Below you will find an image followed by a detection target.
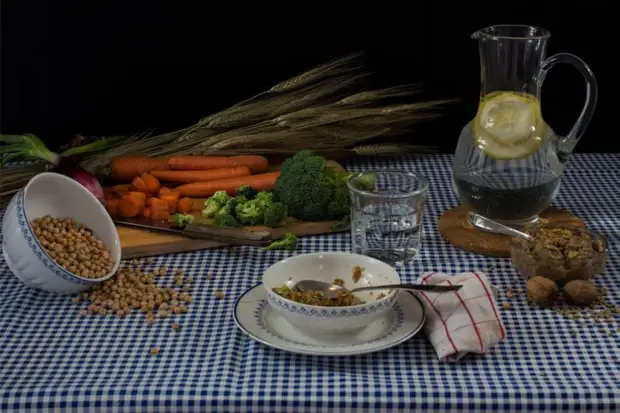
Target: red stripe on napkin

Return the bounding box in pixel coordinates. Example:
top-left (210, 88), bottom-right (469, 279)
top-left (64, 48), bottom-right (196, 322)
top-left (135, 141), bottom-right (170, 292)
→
top-left (419, 272), bottom-right (458, 354)
top-left (474, 272), bottom-right (505, 339)
top-left (446, 279), bottom-right (483, 352)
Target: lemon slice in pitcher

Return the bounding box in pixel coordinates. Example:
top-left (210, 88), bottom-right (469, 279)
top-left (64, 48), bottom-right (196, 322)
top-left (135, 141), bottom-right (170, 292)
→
top-left (473, 92), bottom-right (545, 159)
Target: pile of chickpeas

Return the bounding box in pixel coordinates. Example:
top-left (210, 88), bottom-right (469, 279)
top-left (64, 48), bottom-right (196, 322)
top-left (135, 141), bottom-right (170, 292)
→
top-left (73, 262), bottom-right (194, 323)
top-left (30, 216), bottom-right (115, 279)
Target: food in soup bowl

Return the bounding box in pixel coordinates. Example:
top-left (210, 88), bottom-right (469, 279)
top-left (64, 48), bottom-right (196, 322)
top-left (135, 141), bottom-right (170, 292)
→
top-left (262, 252), bottom-right (400, 333)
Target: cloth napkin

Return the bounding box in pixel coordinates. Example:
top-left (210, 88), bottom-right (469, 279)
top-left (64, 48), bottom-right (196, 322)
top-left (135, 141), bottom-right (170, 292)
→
top-left (415, 271), bottom-right (506, 362)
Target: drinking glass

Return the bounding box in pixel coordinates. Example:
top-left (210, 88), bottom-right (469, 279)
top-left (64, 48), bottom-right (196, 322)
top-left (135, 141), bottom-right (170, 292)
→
top-left (347, 171), bottom-right (429, 266)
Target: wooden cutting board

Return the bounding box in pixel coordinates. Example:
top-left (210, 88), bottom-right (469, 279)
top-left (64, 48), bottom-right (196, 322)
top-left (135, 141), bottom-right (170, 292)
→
top-left (117, 160), bottom-right (347, 259)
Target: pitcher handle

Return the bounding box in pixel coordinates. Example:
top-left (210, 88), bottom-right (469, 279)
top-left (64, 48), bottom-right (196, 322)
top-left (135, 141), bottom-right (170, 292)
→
top-left (537, 53), bottom-right (598, 161)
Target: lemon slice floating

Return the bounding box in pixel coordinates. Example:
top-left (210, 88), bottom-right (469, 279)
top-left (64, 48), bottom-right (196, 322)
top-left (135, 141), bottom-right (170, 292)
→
top-left (473, 92), bottom-right (546, 160)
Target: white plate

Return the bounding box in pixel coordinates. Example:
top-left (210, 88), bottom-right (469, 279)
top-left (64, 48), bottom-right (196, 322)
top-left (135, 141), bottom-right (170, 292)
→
top-left (234, 284), bottom-right (426, 356)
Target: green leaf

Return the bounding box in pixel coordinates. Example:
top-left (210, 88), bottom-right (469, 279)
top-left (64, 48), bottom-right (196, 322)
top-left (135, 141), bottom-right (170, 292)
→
top-left (0, 143), bottom-right (29, 154)
top-left (0, 134), bottom-right (28, 144)
top-left (60, 136), bottom-right (125, 157)
top-left (0, 133), bottom-right (58, 164)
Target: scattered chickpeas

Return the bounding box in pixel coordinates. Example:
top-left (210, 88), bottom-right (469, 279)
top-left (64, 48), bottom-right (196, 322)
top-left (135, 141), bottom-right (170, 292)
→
top-left (171, 322), bottom-right (180, 330)
top-left (30, 216), bottom-right (115, 279)
top-left (75, 265), bottom-right (192, 319)
top-left (503, 302), bottom-right (511, 310)
top-left (150, 347), bottom-right (160, 355)
top-left (214, 291), bottom-right (225, 299)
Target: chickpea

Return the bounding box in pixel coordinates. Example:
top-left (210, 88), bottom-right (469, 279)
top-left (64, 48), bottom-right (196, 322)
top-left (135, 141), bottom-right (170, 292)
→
top-left (30, 216), bottom-right (116, 280)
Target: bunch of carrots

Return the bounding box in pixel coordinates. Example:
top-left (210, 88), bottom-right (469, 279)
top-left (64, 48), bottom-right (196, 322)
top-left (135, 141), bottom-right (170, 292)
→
top-left (104, 154), bottom-right (280, 222)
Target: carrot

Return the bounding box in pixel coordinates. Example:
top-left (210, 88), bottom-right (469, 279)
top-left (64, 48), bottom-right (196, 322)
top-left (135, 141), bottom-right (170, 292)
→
top-left (167, 155), bottom-right (269, 173)
top-left (168, 156), bottom-right (235, 171)
top-left (148, 198), bottom-right (170, 221)
top-left (151, 208), bottom-right (170, 222)
top-left (132, 176), bottom-right (147, 192)
top-left (111, 156), bottom-right (170, 181)
top-left (228, 155), bottom-right (269, 173)
top-left (140, 173), bottom-right (161, 193)
top-left (142, 207), bottom-right (152, 219)
top-left (159, 186), bottom-right (174, 196)
top-left (126, 191), bottom-right (147, 204)
top-left (105, 199), bottom-right (120, 216)
top-left (119, 195), bottom-right (144, 218)
top-left (160, 192), bottom-right (181, 214)
top-left (175, 171), bottom-right (281, 197)
top-left (149, 165), bottom-right (251, 184)
top-left (176, 197), bottom-right (194, 214)
top-left (146, 197), bottom-right (167, 208)
top-left (111, 184), bottom-right (134, 196)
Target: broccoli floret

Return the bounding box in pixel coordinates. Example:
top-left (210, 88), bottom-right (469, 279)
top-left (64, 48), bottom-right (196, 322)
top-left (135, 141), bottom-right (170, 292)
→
top-left (224, 196), bottom-right (243, 218)
top-left (235, 199), bottom-right (264, 226)
top-left (213, 212), bottom-right (241, 228)
top-left (254, 191), bottom-right (274, 209)
top-left (234, 195), bottom-right (248, 205)
top-left (263, 202), bottom-right (288, 228)
top-left (170, 213), bottom-right (195, 227)
top-left (236, 185), bottom-right (258, 200)
top-left (264, 232), bottom-right (297, 251)
top-left (352, 172), bottom-right (376, 191)
top-left (274, 150), bottom-right (354, 221)
top-left (326, 185), bottom-right (350, 220)
top-left (202, 198), bottom-right (222, 218)
top-left (211, 190), bottom-right (230, 205)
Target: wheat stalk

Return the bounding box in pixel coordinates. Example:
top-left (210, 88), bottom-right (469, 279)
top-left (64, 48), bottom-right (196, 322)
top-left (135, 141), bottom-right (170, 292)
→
top-left (1, 52), bottom-right (457, 206)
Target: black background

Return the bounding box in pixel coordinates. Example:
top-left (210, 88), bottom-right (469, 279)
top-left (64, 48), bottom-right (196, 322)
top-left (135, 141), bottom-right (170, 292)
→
top-left (1, 1), bottom-right (616, 153)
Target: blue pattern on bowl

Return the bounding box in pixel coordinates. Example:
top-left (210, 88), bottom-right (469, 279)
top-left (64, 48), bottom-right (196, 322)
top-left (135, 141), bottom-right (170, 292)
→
top-left (255, 299), bottom-right (406, 348)
top-left (15, 190), bottom-right (95, 285)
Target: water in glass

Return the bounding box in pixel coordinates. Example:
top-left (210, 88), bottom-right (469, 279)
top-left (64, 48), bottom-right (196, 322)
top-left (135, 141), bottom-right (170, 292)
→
top-left (348, 171), bottom-right (428, 266)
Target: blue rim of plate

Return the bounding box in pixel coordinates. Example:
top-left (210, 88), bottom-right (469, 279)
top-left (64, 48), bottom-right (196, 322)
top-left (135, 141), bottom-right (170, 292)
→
top-left (233, 283), bottom-right (426, 356)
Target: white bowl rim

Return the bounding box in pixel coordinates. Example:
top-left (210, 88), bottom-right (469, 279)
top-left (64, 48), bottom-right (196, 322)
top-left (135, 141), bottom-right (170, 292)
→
top-left (18, 172), bottom-right (121, 283)
top-left (262, 251), bottom-right (400, 310)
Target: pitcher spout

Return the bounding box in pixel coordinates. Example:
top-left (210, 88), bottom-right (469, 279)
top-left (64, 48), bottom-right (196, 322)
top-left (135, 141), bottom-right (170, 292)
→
top-left (474, 25), bottom-right (551, 99)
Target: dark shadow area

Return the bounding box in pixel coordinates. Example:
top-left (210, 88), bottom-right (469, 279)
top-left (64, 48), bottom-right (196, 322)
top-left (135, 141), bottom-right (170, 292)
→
top-left (1, 1), bottom-right (615, 153)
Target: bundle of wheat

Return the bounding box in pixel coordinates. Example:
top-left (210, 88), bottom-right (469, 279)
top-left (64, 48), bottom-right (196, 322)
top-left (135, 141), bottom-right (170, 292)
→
top-left (0, 53), bottom-right (455, 207)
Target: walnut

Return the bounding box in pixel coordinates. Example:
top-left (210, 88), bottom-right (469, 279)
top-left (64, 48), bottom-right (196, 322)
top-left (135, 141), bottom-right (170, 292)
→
top-left (526, 276), bottom-right (558, 306)
top-left (562, 280), bottom-right (602, 306)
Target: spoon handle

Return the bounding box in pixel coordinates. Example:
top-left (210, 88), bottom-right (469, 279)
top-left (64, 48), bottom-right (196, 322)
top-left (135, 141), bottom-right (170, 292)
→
top-left (467, 212), bottom-right (532, 240)
top-left (351, 283), bottom-right (462, 294)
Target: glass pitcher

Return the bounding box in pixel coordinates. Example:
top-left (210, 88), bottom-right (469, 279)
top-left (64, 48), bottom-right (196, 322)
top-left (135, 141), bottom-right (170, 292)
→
top-left (452, 25), bottom-right (598, 227)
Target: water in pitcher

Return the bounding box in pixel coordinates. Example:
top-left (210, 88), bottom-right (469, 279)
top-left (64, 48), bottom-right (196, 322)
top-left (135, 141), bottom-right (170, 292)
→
top-left (452, 25), bottom-right (598, 227)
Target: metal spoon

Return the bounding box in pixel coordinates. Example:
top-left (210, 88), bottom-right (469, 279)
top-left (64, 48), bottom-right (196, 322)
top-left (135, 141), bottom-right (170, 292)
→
top-left (292, 279), bottom-right (462, 298)
top-left (467, 212), bottom-right (533, 240)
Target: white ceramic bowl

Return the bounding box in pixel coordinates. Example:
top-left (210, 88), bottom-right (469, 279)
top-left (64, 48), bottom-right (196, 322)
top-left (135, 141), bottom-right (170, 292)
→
top-left (2, 172), bottom-right (121, 294)
top-left (263, 252), bottom-right (400, 333)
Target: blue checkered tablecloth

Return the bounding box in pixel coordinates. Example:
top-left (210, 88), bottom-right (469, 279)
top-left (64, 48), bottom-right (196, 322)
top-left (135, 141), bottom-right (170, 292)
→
top-left (0, 154), bottom-right (618, 413)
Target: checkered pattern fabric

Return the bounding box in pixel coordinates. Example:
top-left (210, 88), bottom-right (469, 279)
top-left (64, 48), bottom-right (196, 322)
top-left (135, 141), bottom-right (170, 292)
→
top-left (0, 154), bottom-right (618, 412)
